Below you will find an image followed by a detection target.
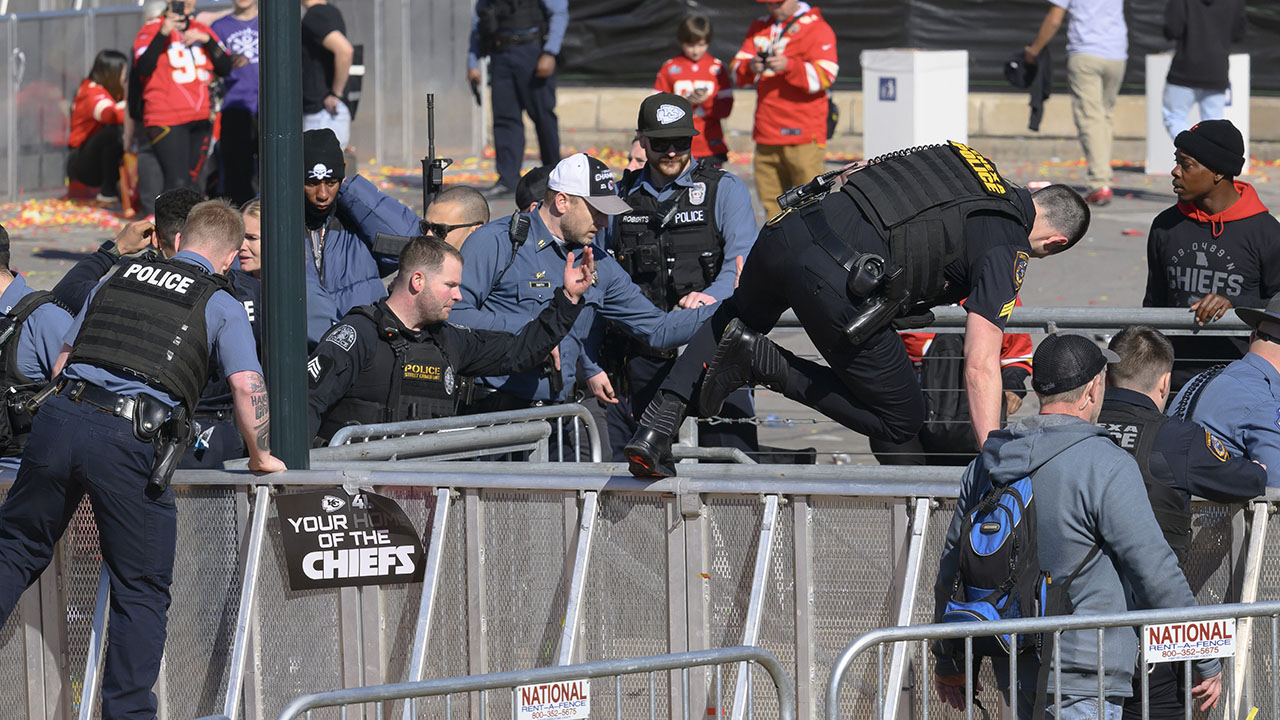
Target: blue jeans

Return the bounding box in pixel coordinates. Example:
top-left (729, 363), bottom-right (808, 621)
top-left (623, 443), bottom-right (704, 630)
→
top-left (1162, 83), bottom-right (1227, 140)
top-left (1054, 696), bottom-right (1126, 719)
top-left (0, 393), bottom-right (172, 720)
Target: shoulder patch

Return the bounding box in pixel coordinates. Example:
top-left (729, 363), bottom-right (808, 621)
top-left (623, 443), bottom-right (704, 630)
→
top-left (1013, 251), bottom-right (1029, 292)
top-left (307, 354), bottom-right (330, 387)
top-left (325, 324), bottom-right (358, 352)
top-left (1206, 430), bottom-right (1231, 462)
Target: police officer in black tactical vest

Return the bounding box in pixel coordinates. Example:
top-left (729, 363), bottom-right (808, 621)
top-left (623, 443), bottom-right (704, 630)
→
top-left (624, 143), bottom-right (1092, 478)
top-left (306, 234), bottom-right (594, 444)
top-left (1095, 326), bottom-right (1264, 720)
top-left (0, 200), bottom-right (284, 720)
top-left (601, 92), bottom-right (758, 459)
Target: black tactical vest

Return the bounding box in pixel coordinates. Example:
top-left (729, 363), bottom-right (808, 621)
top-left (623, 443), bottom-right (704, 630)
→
top-left (1097, 401), bottom-right (1193, 565)
top-left (614, 162), bottom-right (726, 310)
top-left (0, 291), bottom-right (61, 457)
top-left (68, 258), bottom-right (229, 412)
top-left (195, 270), bottom-right (261, 415)
top-left (480, 0), bottom-right (546, 38)
top-left (318, 304), bottom-right (458, 442)
top-left (840, 142), bottom-right (1032, 307)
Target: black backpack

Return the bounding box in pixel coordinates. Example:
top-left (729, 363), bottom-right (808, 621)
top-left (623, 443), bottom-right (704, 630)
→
top-left (918, 333), bottom-right (1007, 457)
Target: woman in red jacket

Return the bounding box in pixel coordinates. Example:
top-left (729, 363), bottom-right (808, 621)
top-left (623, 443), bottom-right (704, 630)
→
top-left (68, 49), bottom-right (128, 202)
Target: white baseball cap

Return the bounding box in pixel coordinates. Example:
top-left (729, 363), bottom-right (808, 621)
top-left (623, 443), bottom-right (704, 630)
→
top-left (547, 153), bottom-right (632, 215)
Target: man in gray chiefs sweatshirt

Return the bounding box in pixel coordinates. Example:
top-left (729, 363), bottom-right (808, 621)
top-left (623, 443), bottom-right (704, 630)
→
top-left (933, 333), bottom-right (1221, 718)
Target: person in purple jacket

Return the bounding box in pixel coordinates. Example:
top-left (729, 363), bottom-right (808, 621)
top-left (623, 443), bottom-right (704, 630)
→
top-left (211, 0), bottom-right (259, 205)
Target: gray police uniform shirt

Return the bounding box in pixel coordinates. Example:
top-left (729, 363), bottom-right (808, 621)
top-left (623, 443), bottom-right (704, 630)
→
top-left (1173, 351), bottom-right (1280, 487)
top-left (0, 274), bottom-right (72, 381)
top-left (62, 251), bottom-right (262, 407)
top-left (451, 211), bottom-right (717, 402)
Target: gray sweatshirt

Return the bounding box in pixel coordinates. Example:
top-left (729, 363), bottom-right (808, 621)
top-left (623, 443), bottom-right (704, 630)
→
top-left (934, 414), bottom-right (1221, 697)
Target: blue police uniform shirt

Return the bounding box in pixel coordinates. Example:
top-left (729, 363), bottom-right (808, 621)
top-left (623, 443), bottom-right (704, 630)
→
top-left (450, 209), bottom-right (717, 402)
top-left (62, 251), bottom-right (262, 407)
top-left (0, 274), bottom-right (72, 381)
top-left (597, 161), bottom-right (757, 303)
top-left (467, 0), bottom-right (569, 70)
top-left (1172, 351), bottom-right (1280, 487)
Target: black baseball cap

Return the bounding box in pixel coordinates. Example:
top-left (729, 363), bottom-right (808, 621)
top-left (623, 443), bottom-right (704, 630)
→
top-left (547, 153), bottom-right (632, 215)
top-left (1031, 333), bottom-right (1120, 395)
top-left (516, 165), bottom-right (552, 211)
top-left (637, 92), bottom-right (700, 139)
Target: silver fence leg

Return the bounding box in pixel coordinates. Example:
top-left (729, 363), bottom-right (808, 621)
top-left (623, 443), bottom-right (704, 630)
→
top-left (885, 498), bottom-right (931, 720)
top-left (677, 416), bottom-right (698, 463)
top-left (222, 486), bottom-right (272, 720)
top-left (404, 488), bottom-right (453, 718)
top-left (573, 418), bottom-right (581, 462)
top-left (1233, 501), bottom-right (1270, 716)
top-left (78, 565), bottom-right (110, 720)
top-left (730, 495), bottom-right (780, 720)
top-left (556, 491), bottom-right (598, 664)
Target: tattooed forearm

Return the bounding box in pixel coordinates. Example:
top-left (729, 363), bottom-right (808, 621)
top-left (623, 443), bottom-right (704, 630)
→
top-left (233, 371), bottom-right (272, 457)
top-left (255, 422), bottom-right (270, 452)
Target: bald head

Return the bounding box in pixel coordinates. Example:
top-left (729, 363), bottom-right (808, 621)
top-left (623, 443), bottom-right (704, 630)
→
top-left (424, 186), bottom-right (490, 250)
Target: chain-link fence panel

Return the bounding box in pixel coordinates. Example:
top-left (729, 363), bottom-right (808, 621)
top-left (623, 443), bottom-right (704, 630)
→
top-left (60, 494), bottom-right (100, 717)
top-left (580, 492), bottom-right (670, 720)
top-left (163, 486), bottom-right (243, 719)
top-left (0, 481), bottom-right (30, 720)
top-left (254, 487), bottom-right (345, 720)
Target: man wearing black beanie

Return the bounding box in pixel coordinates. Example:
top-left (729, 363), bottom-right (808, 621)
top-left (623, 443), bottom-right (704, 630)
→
top-left (1143, 119), bottom-right (1280, 387)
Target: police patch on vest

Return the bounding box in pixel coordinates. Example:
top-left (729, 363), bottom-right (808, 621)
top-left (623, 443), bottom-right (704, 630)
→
top-left (949, 141), bottom-right (1007, 195)
top-left (1013, 251), bottom-right (1029, 292)
top-left (689, 182), bottom-right (706, 206)
top-left (404, 363), bottom-right (446, 382)
top-left (1206, 430), bottom-right (1231, 462)
top-left (444, 366), bottom-right (455, 395)
top-left (326, 324), bottom-right (358, 352)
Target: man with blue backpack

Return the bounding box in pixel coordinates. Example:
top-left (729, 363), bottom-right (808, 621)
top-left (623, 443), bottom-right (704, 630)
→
top-left (933, 333), bottom-right (1222, 718)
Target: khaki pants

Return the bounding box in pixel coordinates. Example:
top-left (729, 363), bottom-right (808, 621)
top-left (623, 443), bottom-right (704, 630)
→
top-left (1066, 53), bottom-right (1126, 190)
top-left (754, 141), bottom-right (826, 219)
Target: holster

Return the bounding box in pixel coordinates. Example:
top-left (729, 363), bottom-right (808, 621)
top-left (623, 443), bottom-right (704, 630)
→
top-left (145, 402), bottom-right (192, 496)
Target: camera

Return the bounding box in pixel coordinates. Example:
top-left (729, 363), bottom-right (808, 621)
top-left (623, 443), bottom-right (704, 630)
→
top-left (757, 46), bottom-right (774, 62)
top-left (169, 1), bottom-right (186, 15)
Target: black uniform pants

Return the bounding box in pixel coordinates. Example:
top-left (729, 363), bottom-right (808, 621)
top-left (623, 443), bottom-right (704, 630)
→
top-left (68, 125), bottom-right (124, 196)
top-left (218, 108), bottom-right (259, 206)
top-left (146, 119), bottom-right (212, 194)
top-left (657, 215), bottom-right (925, 443)
top-left (607, 353), bottom-right (758, 461)
top-left (490, 40), bottom-right (560, 191)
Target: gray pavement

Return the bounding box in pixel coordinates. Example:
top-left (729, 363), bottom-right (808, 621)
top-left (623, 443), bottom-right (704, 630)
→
top-left (8, 151), bottom-right (1277, 464)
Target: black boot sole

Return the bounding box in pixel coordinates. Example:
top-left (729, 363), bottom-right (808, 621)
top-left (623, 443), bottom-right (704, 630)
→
top-left (623, 434), bottom-right (676, 479)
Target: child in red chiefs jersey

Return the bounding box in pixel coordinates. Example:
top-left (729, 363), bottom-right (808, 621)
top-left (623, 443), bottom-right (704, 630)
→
top-left (68, 50), bottom-right (129, 203)
top-left (653, 15), bottom-right (733, 165)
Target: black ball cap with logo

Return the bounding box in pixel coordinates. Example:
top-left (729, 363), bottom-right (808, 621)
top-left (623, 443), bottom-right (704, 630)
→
top-left (637, 92), bottom-right (700, 139)
top-left (547, 153), bottom-right (632, 215)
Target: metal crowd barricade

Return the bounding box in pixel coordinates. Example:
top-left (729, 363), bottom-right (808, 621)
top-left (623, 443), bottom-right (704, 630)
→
top-left (825, 600), bottom-right (1280, 720)
top-left (774, 306), bottom-right (1252, 335)
top-left (253, 646), bottom-right (795, 720)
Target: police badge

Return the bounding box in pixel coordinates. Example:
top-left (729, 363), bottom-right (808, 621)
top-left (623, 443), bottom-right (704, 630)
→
top-left (689, 182), bottom-right (706, 206)
top-left (1013, 251), bottom-right (1029, 292)
top-left (444, 366), bottom-right (455, 395)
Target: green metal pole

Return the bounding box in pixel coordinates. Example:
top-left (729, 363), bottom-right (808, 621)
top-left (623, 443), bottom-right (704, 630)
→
top-left (259, 0), bottom-right (309, 469)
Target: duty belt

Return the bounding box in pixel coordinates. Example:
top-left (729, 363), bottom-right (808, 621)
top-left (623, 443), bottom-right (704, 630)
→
top-left (62, 380), bottom-right (138, 421)
top-left (492, 30), bottom-right (540, 51)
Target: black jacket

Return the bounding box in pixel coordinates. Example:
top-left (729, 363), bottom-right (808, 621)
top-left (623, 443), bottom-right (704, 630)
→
top-left (1164, 0), bottom-right (1246, 90)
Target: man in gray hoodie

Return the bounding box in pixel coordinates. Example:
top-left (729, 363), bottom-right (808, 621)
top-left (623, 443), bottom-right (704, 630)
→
top-left (933, 333), bottom-right (1222, 718)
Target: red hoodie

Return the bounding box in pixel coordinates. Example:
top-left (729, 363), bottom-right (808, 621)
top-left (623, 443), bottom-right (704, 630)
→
top-left (1175, 180), bottom-right (1269, 238)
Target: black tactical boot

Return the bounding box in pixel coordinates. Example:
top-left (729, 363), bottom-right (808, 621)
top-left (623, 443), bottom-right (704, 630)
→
top-left (624, 391), bottom-right (686, 478)
top-left (699, 318), bottom-right (788, 417)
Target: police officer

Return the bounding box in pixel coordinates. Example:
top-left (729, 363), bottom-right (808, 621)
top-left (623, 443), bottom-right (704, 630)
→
top-left (601, 92), bottom-right (757, 459)
top-left (1173, 294), bottom-right (1280, 488)
top-left (625, 143), bottom-right (1091, 477)
top-left (302, 128), bottom-right (421, 345)
top-left (467, 0), bottom-right (567, 198)
top-left (0, 225), bottom-right (73, 465)
top-left (307, 235), bottom-right (593, 442)
top-left (0, 200), bottom-right (283, 720)
top-left (451, 153), bottom-right (717, 410)
top-left (1098, 326), bottom-right (1264, 720)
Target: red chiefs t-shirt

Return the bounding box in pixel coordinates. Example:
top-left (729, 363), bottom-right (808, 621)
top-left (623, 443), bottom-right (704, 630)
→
top-left (653, 54), bottom-right (734, 158)
top-left (133, 18), bottom-right (221, 127)
top-left (68, 79), bottom-right (124, 148)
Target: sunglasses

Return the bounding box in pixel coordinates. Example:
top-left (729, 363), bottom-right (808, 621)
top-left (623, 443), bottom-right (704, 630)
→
top-left (422, 220), bottom-right (484, 238)
top-left (647, 136), bottom-right (693, 154)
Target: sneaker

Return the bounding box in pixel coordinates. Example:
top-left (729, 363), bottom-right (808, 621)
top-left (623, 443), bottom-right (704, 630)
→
top-left (95, 193), bottom-right (120, 204)
top-left (1084, 186), bottom-right (1113, 206)
top-left (480, 183), bottom-right (515, 200)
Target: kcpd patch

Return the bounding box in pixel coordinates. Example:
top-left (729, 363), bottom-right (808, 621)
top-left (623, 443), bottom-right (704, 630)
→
top-left (1206, 430), bottom-right (1231, 462)
top-left (325, 324), bottom-right (358, 352)
top-left (1013, 251), bottom-right (1029, 292)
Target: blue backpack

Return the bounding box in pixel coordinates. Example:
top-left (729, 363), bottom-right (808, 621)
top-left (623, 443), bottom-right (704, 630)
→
top-left (941, 465), bottom-right (1048, 655)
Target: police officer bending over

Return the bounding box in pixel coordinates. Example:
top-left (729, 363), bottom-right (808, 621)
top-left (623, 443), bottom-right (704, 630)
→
top-left (625, 143), bottom-right (1091, 477)
top-left (0, 200), bottom-right (283, 720)
top-left (1098, 326), bottom-right (1263, 720)
top-left (0, 224), bottom-right (72, 464)
top-left (602, 93), bottom-right (756, 458)
top-left (307, 234), bottom-right (594, 443)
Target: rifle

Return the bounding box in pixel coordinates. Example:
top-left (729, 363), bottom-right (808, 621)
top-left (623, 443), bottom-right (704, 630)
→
top-left (373, 94), bottom-right (454, 258)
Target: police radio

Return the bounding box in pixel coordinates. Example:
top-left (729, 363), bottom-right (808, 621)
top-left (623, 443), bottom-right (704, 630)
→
top-left (776, 168), bottom-right (845, 212)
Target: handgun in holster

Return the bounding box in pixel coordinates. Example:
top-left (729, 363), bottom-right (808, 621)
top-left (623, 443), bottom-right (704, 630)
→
top-left (137, 398), bottom-right (193, 496)
top-left (844, 262), bottom-right (909, 346)
top-left (697, 251), bottom-right (719, 287)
